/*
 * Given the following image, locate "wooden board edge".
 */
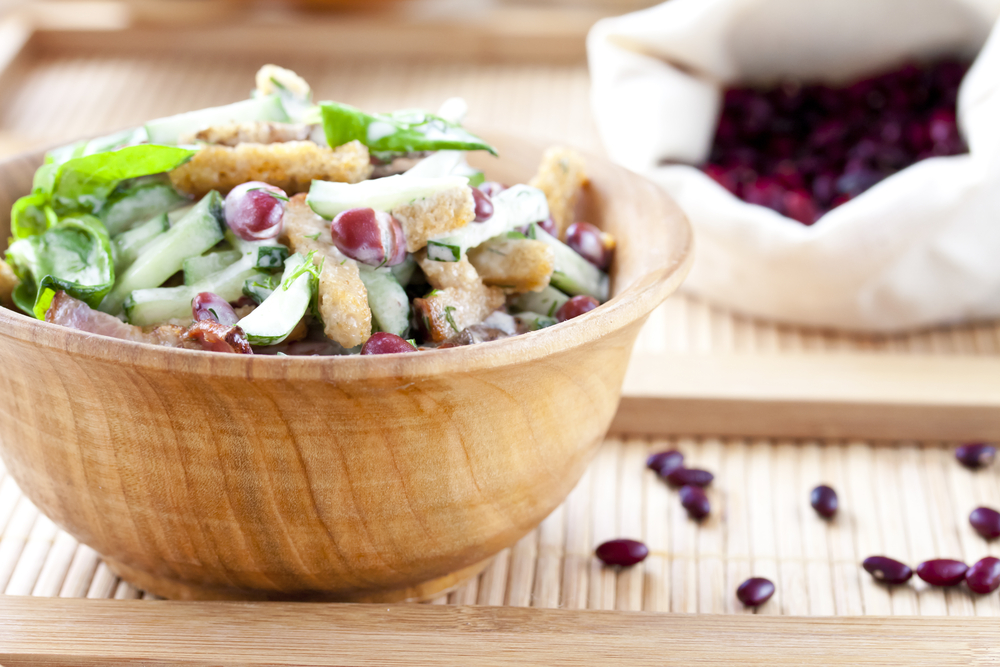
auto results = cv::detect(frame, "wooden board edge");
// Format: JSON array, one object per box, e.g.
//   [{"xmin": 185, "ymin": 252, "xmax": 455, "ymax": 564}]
[{"xmin": 1, "ymin": 597, "xmax": 998, "ymax": 666}]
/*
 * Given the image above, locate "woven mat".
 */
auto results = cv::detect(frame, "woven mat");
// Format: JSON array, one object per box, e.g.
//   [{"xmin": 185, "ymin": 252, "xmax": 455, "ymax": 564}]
[{"xmin": 0, "ymin": 50, "xmax": 998, "ymax": 613}]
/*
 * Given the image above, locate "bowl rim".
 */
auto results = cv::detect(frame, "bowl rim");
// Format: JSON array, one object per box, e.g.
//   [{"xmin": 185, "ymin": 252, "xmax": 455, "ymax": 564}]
[{"xmin": 0, "ymin": 132, "xmax": 693, "ymax": 382}]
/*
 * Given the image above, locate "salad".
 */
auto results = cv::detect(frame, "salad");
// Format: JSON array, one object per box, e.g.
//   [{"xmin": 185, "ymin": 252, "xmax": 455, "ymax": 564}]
[{"xmin": 2, "ymin": 65, "xmax": 615, "ymax": 355}]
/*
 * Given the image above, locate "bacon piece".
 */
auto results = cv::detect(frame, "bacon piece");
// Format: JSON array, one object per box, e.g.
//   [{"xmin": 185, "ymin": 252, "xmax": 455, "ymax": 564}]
[{"xmin": 185, "ymin": 320, "xmax": 252, "ymax": 354}]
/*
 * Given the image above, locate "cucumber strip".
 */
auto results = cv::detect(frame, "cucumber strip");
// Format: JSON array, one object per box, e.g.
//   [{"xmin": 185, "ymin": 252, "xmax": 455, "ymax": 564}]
[
  {"xmin": 237, "ymin": 253, "xmax": 319, "ymax": 345},
  {"xmin": 242, "ymin": 273, "xmax": 280, "ymax": 304},
  {"xmin": 112, "ymin": 213, "xmax": 169, "ymax": 273},
  {"xmin": 183, "ymin": 249, "xmax": 242, "ymax": 285},
  {"xmin": 404, "ymin": 150, "xmax": 482, "ymax": 183},
  {"xmin": 307, "ymin": 174, "xmax": 468, "ymax": 219},
  {"xmin": 100, "ymin": 191, "xmax": 224, "ymax": 315},
  {"xmin": 168, "ymin": 204, "xmax": 195, "ymax": 225},
  {"xmin": 100, "ymin": 181, "xmax": 188, "ymax": 236},
  {"xmin": 124, "ymin": 259, "xmax": 266, "ymax": 326},
  {"xmin": 389, "ymin": 254, "xmax": 417, "ymax": 287},
  {"xmin": 358, "ymin": 266, "xmax": 410, "ymax": 337},
  {"xmin": 224, "ymin": 231, "xmax": 290, "ymax": 271},
  {"xmin": 145, "ymin": 95, "xmax": 289, "ymax": 145},
  {"xmin": 514, "ymin": 311, "xmax": 558, "ymax": 331},
  {"xmin": 527, "ymin": 224, "xmax": 609, "ymax": 302},
  {"xmin": 510, "ymin": 284, "xmax": 570, "ymax": 318},
  {"xmin": 425, "ymin": 184, "xmax": 549, "ymax": 262}
]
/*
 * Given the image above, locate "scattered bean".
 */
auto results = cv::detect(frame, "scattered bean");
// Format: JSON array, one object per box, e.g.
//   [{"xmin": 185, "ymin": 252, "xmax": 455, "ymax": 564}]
[
  {"xmin": 330, "ymin": 207, "xmax": 407, "ymax": 267},
  {"xmin": 736, "ymin": 577, "xmax": 775, "ymax": 607},
  {"xmin": 470, "ymin": 187, "xmax": 494, "ymax": 222},
  {"xmin": 862, "ymin": 556, "xmax": 913, "ymax": 584},
  {"xmin": 969, "ymin": 507, "xmax": 1000, "ymax": 539},
  {"xmin": 192, "ymin": 292, "xmax": 239, "ymax": 326},
  {"xmin": 916, "ymin": 559, "xmax": 968, "ymax": 586},
  {"xmin": 955, "ymin": 443, "xmax": 996, "ymax": 469},
  {"xmin": 646, "ymin": 450, "xmax": 684, "ymax": 476},
  {"xmin": 664, "ymin": 467, "xmax": 714, "ymax": 487},
  {"xmin": 679, "ymin": 485, "xmax": 710, "ymax": 520},
  {"xmin": 565, "ymin": 222, "xmax": 615, "ymax": 270},
  {"xmin": 810, "ymin": 485, "xmax": 838, "ymax": 519},
  {"xmin": 555, "ymin": 295, "xmax": 599, "ymax": 322},
  {"xmin": 224, "ymin": 181, "xmax": 286, "ymax": 241},
  {"xmin": 595, "ymin": 539, "xmax": 649, "ymax": 567},
  {"xmin": 966, "ymin": 557, "xmax": 1000, "ymax": 595},
  {"xmin": 360, "ymin": 332, "xmax": 417, "ymax": 355},
  {"xmin": 477, "ymin": 181, "xmax": 506, "ymax": 198}
]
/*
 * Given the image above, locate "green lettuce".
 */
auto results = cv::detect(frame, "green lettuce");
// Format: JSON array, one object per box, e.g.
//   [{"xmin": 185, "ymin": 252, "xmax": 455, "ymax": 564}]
[{"xmin": 320, "ymin": 102, "xmax": 497, "ymax": 159}]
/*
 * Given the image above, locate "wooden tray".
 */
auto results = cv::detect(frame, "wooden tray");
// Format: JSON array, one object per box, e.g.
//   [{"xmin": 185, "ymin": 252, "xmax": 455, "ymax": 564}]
[{"xmin": 1, "ymin": 7, "xmax": 999, "ymax": 664}]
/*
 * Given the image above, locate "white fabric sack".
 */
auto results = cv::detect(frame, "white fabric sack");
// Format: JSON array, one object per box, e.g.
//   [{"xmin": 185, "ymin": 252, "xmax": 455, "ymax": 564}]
[{"xmin": 588, "ymin": 0, "xmax": 1000, "ymax": 331}]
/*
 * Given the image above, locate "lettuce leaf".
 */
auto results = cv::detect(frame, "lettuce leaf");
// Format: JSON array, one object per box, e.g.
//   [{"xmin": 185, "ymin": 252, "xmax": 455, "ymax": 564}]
[{"xmin": 320, "ymin": 102, "xmax": 497, "ymax": 158}]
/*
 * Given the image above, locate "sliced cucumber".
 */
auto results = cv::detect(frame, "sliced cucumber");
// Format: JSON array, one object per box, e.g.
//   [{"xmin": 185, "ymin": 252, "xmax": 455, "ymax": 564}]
[
  {"xmin": 183, "ymin": 249, "xmax": 241, "ymax": 285},
  {"xmin": 145, "ymin": 95, "xmax": 289, "ymax": 145},
  {"xmin": 224, "ymin": 231, "xmax": 290, "ymax": 271},
  {"xmin": 404, "ymin": 150, "xmax": 482, "ymax": 184},
  {"xmin": 389, "ymin": 254, "xmax": 417, "ymax": 287},
  {"xmin": 112, "ymin": 213, "xmax": 169, "ymax": 273},
  {"xmin": 100, "ymin": 181, "xmax": 188, "ymax": 236},
  {"xmin": 242, "ymin": 273, "xmax": 280, "ymax": 304},
  {"xmin": 307, "ymin": 174, "xmax": 468, "ymax": 219},
  {"xmin": 101, "ymin": 191, "xmax": 224, "ymax": 315},
  {"xmin": 425, "ymin": 184, "xmax": 549, "ymax": 262},
  {"xmin": 168, "ymin": 204, "xmax": 195, "ymax": 225},
  {"xmin": 527, "ymin": 224, "xmax": 609, "ymax": 302},
  {"xmin": 511, "ymin": 284, "xmax": 570, "ymax": 318},
  {"xmin": 358, "ymin": 266, "xmax": 409, "ymax": 337},
  {"xmin": 237, "ymin": 253, "xmax": 318, "ymax": 345},
  {"xmin": 514, "ymin": 311, "xmax": 558, "ymax": 331}
]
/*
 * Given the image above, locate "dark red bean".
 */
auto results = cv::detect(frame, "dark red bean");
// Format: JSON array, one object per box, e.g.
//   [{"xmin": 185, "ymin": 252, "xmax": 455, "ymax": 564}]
[
  {"xmin": 565, "ymin": 222, "xmax": 615, "ymax": 270},
  {"xmin": 470, "ymin": 187, "xmax": 494, "ymax": 222},
  {"xmin": 736, "ymin": 577, "xmax": 775, "ymax": 607},
  {"xmin": 192, "ymin": 292, "xmax": 239, "ymax": 326},
  {"xmin": 647, "ymin": 449, "xmax": 684, "ymax": 475},
  {"xmin": 330, "ymin": 208, "xmax": 407, "ymax": 267},
  {"xmin": 966, "ymin": 557, "xmax": 1000, "ymax": 595},
  {"xmin": 679, "ymin": 485, "xmax": 710, "ymax": 520},
  {"xmin": 955, "ymin": 443, "xmax": 996, "ymax": 469},
  {"xmin": 477, "ymin": 181, "xmax": 506, "ymax": 198},
  {"xmin": 664, "ymin": 467, "xmax": 714, "ymax": 487},
  {"xmin": 360, "ymin": 332, "xmax": 417, "ymax": 355},
  {"xmin": 810, "ymin": 485, "xmax": 838, "ymax": 519},
  {"xmin": 556, "ymin": 295, "xmax": 599, "ymax": 322},
  {"xmin": 969, "ymin": 507, "xmax": 1000, "ymax": 539},
  {"xmin": 862, "ymin": 556, "xmax": 913, "ymax": 584},
  {"xmin": 916, "ymin": 559, "xmax": 968, "ymax": 586},
  {"xmin": 537, "ymin": 215, "xmax": 557, "ymax": 237},
  {"xmin": 595, "ymin": 539, "xmax": 648, "ymax": 567},
  {"xmin": 224, "ymin": 181, "xmax": 286, "ymax": 241}
]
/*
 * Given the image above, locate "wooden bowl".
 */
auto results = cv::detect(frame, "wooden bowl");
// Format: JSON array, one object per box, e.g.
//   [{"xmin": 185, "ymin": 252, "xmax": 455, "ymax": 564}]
[{"xmin": 0, "ymin": 132, "xmax": 692, "ymax": 601}]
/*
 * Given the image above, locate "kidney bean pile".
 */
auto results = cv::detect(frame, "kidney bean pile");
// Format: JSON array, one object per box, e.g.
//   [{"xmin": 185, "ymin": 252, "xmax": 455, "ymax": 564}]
[
  {"xmin": 702, "ymin": 59, "xmax": 970, "ymax": 224},
  {"xmin": 595, "ymin": 440, "xmax": 1000, "ymax": 607}
]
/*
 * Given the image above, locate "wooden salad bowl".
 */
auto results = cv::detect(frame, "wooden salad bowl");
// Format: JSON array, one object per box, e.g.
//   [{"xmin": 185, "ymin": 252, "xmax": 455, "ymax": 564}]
[{"xmin": 0, "ymin": 132, "xmax": 692, "ymax": 601}]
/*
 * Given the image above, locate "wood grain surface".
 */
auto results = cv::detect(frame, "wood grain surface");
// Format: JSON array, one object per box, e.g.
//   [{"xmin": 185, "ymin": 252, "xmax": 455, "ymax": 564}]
[{"xmin": 1, "ymin": 596, "xmax": 999, "ymax": 666}]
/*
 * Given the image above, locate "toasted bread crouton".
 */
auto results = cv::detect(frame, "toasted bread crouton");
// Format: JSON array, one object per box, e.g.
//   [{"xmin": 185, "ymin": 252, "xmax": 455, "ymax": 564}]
[
  {"xmin": 281, "ymin": 194, "xmax": 371, "ymax": 348},
  {"xmin": 183, "ymin": 121, "xmax": 312, "ymax": 147},
  {"xmin": 392, "ymin": 186, "xmax": 474, "ymax": 253},
  {"xmin": 256, "ymin": 64, "xmax": 311, "ymax": 100},
  {"xmin": 169, "ymin": 140, "xmax": 372, "ymax": 197},
  {"xmin": 416, "ymin": 252, "xmax": 481, "ymax": 291},
  {"xmin": 0, "ymin": 261, "xmax": 20, "ymax": 309},
  {"xmin": 413, "ymin": 286, "xmax": 504, "ymax": 343},
  {"xmin": 467, "ymin": 238, "xmax": 554, "ymax": 293},
  {"xmin": 529, "ymin": 147, "xmax": 587, "ymax": 238}
]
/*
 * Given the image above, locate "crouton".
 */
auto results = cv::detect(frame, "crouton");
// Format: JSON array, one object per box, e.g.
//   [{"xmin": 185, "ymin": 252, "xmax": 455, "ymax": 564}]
[
  {"xmin": 169, "ymin": 140, "xmax": 372, "ymax": 197},
  {"xmin": 392, "ymin": 186, "xmax": 475, "ymax": 253},
  {"xmin": 413, "ymin": 286, "xmax": 504, "ymax": 343},
  {"xmin": 281, "ymin": 194, "xmax": 371, "ymax": 348},
  {"xmin": 256, "ymin": 64, "xmax": 311, "ymax": 101},
  {"xmin": 529, "ymin": 147, "xmax": 587, "ymax": 238},
  {"xmin": 416, "ymin": 252, "xmax": 480, "ymax": 291},
  {"xmin": 0, "ymin": 261, "xmax": 20, "ymax": 309},
  {"xmin": 183, "ymin": 121, "xmax": 312, "ymax": 147},
  {"xmin": 467, "ymin": 238, "xmax": 554, "ymax": 293}
]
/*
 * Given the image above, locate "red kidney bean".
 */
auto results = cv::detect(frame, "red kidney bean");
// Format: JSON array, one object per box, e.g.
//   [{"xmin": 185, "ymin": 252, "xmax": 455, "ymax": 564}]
[
  {"xmin": 192, "ymin": 292, "xmax": 239, "ymax": 326},
  {"xmin": 478, "ymin": 181, "xmax": 506, "ymax": 198},
  {"xmin": 556, "ymin": 295, "xmax": 599, "ymax": 322},
  {"xmin": 360, "ymin": 332, "xmax": 417, "ymax": 355},
  {"xmin": 969, "ymin": 507, "xmax": 1000, "ymax": 539},
  {"xmin": 916, "ymin": 559, "xmax": 968, "ymax": 586},
  {"xmin": 224, "ymin": 181, "xmax": 286, "ymax": 241},
  {"xmin": 647, "ymin": 449, "xmax": 684, "ymax": 475},
  {"xmin": 595, "ymin": 539, "xmax": 648, "ymax": 567},
  {"xmin": 537, "ymin": 215, "xmax": 557, "ymax": 237},
  {"xmin": 736, "ymin": 578, "xmax": 775, "ymax": 607},
  {"xmin": 966, "ymin": 557, "xmax": 1000, "ymax": 595},
  {"xmin": 565, "ymin": 222, "xmax": 615, "ymax": 270},
  {"xmin": 679, "ymin": 485, "xmax": 710, "ymax": 520},
  {"xmin": 862, "ymin": 556, "xmax": 913, "ymax": 584},
  {"xmin": 330, "ymin": 208, "xmax": 407, "ymax": 267},
  {"xmin": 810, "ymin": 485, "xmax": 838, "ymax": 519},
  {"xmin": 470, "ymin": 187, "xmax": 494, "ymax": 222},
  {"xmin": 664, "ymin": 467, "xmax": 714, "ymax": 487},
  {"xmin": 955, "ymin": 443, "xmax": 996, "ymax": 469}
]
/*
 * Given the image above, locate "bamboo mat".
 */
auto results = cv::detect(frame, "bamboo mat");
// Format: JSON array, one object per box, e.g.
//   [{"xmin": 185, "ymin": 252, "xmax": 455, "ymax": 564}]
[{"xmin": 2, "ymin": 437, "xmax": 1000, "ymax": 614}]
